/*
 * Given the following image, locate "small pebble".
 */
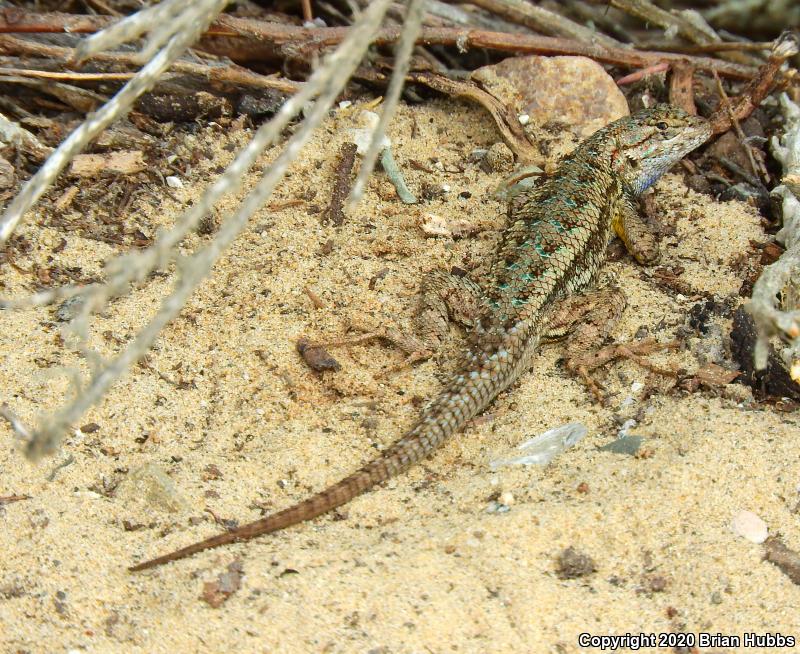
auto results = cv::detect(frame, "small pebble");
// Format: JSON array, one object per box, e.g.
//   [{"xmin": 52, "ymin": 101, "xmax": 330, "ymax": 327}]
[
  {"xmin": 499, "ymin": 491, "xmax": 515, "ymax": 506},
  {"xmin": 556, "ymin": 546, "xmax": 596, "ymax": 579},
  {"xmin": 598, "ymin": 434, "xmax": 643, "ymax": 456},
  {"xmin": 55, "ymin": 296, "xmax": 85, "ymax": 323},
  {"xmin": 165, "ymin": 175, "xmax": 183, "ymax": 189},
  {"xmin": 731, "ymin": 510, "xmax": 768, "ymax": 543},
  {"xmin": 486, "ymin": 501, "xmax": 510, "ymax": 514},
  {"xmin": 518, "ymin": 113, "xmax": 530, "ymax": 125}
]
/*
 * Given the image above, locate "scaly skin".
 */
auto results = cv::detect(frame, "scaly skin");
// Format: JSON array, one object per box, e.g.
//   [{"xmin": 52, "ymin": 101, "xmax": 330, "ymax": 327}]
[{"xmin": 129, "ymin": 105, "xmax": 710, "ymax": 571}]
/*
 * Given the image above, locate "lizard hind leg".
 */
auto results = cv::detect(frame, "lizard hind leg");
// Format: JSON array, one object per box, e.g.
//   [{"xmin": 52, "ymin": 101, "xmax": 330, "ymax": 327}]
[
  {"xmin": 318, "ymin": 269, "xmax": 486, "ymax": 375},
  {"xmin": 378, "ymin": 268, "xmax": 486, "ymax": 374}
]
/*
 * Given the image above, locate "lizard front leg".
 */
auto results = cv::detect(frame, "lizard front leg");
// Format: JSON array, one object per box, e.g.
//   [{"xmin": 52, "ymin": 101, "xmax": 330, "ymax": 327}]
[{"xmin": 612, "ymin": 188, "xmax": 660, "ymax": 265}]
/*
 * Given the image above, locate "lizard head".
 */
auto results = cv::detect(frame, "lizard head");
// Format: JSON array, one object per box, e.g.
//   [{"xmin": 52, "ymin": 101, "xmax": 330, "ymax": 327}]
[{"xmin": 615, "ymin": 104, "xmax": 711, "ymax": 195}]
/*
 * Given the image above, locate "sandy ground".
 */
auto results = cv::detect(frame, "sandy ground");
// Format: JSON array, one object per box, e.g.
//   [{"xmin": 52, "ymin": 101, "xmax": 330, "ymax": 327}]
[{"xmin": 1, "ymin": 100, "xmax": 798, "ymax": 653}]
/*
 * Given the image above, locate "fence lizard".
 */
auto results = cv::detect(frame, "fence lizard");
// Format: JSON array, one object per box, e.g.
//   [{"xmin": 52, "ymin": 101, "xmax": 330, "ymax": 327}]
[{"xmin": 130, "ymin": 104, "xmax": 711, "ymax": 571}]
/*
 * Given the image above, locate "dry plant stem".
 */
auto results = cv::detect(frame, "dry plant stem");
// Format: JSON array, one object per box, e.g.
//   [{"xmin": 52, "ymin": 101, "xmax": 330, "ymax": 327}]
[
  {"xmin": 406, "ymin": 71, "xmax": 537, "ymax": 160},
  {"xmin": 212, "ymin": 16, "xmax": 761, "ymax": 80},
  {"xmin": 0, "ymin": 67, "xmax": 134, "ymax": 82},
  {"xmin": 601, "ymin": 0, "xmax": 718, "ymax": 46},
  {"xmin": 668, "ymin": 61, "xmax": 697, "ymax": 115},
  {"xmin": 461, "ymin": 0, "xmax": 621, "ymax": 48},
  {"xmin": 709, "ymin": 32, "xmax": 800, "ymax": 136},
  {"xmin": 0, "ymin": 35, "xmax": 303, "ymax": 94},
  {"xmin": 0, "ymin": 0, "xmax": 228, "ymax": 244},
  {"xmin": 76, "ymin": 0, "xmax": 200, "ymax": 65},
  {"xmin": 326, "ymin": 142, "xmax": 357, "ymax": 226},
  {"xmin": 0, "ymin": 9, "xmax": 116, "ymax": 34},
  {"xmin": 647, "ymin": 41, "xmax": 773, "ymax": 55},
  {"xmin": 348, "ymin": 0, "xmax": 425, "ymax": 208},
  {"xmin": 747, "ymin": 93, "xmax": 800, "ymax": 377},
  {"xmin": 17, "ymin": 0, "xmax": 394, "ymax": 460},
  {"xmin": 712, "ymin": 70, "xmax": 765, "ymax": 179},
  {"xmin": 301, "ymin": 0, "xmax": 313, "ymax": 23},
  {"xmin": 615, "ymin": 62, "xmax": 668, "ymax": 86},
  {"xmin": 0, "ymin": 10, "xmax": 768, "ymax": 81}
]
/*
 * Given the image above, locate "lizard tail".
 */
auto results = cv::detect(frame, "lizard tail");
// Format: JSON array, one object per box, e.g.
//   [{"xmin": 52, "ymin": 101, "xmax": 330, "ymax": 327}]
[
  {"xmin": 128, "ymin": 427, "xmax": 445, "ymax": 572},
  {"xmin": 130, "ymin": 321, "xmax": 540, "ymax": 572}
]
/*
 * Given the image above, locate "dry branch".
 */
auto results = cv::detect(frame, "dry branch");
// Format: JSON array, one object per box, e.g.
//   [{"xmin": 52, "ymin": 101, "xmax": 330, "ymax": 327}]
[
  {"xmin": 0, "ymin": 10, "xmax": 771, "ymax": 80},
  {"xmin": 461, "ymin": 0, "xmax": 622, "ymax": 47}
]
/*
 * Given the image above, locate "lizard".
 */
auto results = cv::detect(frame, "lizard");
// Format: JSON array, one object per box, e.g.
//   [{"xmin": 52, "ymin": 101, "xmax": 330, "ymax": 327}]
[{"xmin": 129, "ymin": 103, "xmax": 711, "ymax": 572}]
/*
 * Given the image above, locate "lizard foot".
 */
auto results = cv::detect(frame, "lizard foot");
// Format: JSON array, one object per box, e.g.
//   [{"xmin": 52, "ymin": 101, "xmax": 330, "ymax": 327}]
[
  {"xmin": 567, "ymin": 338, "xmax": 681, "ymax": 403},
  {"xmin": 313, "ymin": 324, "xmax": 434, "ymax": 377}
]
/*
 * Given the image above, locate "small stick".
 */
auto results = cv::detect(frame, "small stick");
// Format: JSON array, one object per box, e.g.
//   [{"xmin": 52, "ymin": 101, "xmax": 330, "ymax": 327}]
[
  {"xmin": 0, "ymin": 12, "xmax": 771, "ymax": 81},
  {"xmin": 616, "ymin": 62, "xmax": 669, "ymax": 86},
  {"xmin": 461, "ymin": 0, "xmax": 622, "ymax": 48},
  {"xmin": 325, "ymin": 142, "xmax": 357, "ymax": 226},
  {"xmin": 0, "ymin": 67, "xmax": 134, "ymax": 81},
  {"xmin": 668, "ymin": 61, "xmax": 697, "ymax": 115},
  {"xmin": 0, "ymin": 494, "xmax": 31, "ymax": 505},
  {"xmin": 301, "ymin": 0, "xmax": 313, "ymax": 23},
  {"xmin": 646, "ymin": 41, "xmax": 774, "ymax": 55},
  {"xmin": 605, "ymin": 0, "xmax": 718, "ymax": 47},
  {"xmin": 709, "ymin": 32, "xmax": 800, "ymax": 135},
  {"xmin": 712, "ymin": 70, "xmax": 766, "ymax": 181},
  {"xmin": 0, "ymin": 34, "xmax": 302, "ymax": 95}
]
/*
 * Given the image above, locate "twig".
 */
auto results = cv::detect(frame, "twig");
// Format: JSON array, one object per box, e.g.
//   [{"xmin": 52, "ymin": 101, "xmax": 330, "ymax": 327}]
[
  {"xmin": 0, "ymin": 67, "xmax": 133, "ymax": 81},
  {"xmin": 221, "ymin": 16, "xmax": 769, "ymax": 80},
  {"xmin": 405, "ymin": 70, "xmax": 537, "ymax": 161},
  {"xmin": 301, "ymin": 0, "xmax": 313, "ymax": 23},
  {"xmin": 461, "ymin": 0, "xmax": 622, "ymax": 47},
  {"xmin": 0, "ymin": 494, "xmax": 31, "ymax": 505},
  {"xmin": 668, "ymin": 61, "xmax": 696, "ymax": 115},
  {"xmin": 644, "ymin": 40, "xmax": 774, "ymax": 55},
  {"xmin": 0, "ymin": 34, "xmax": 302, "ymax": 94},
  {"xmin": 709, "ymin": 32, "xmax": 800, "ymax": 136},
  {"xmin": 0, "ymin": 11, "xmax": 769, "ymax": 80},
  {"xmin": 325, "ymin": 142, "xmax": 357, "ymax": 226},
  {"xmin": 616, "ymin": 62, "xmax": 669, "ymax": 85},
  {"xmin": 603, "ymin": 0, "xmax": 719, "ymax": 46},
  {"xmin": 712, "ymin": 70, "xmax": 765, "ymax": 180}
]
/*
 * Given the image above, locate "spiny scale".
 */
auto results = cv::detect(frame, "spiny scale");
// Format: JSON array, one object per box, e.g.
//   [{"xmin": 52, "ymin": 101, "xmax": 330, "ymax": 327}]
[{"xmin": 130, "ymin": 105, "xmax": 710, "ymax": 571}]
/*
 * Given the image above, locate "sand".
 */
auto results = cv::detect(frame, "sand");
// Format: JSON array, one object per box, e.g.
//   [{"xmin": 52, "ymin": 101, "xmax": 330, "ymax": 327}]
[{"xmin": 1, "ymin": 100, "xmax": 798, "ymax": 653}]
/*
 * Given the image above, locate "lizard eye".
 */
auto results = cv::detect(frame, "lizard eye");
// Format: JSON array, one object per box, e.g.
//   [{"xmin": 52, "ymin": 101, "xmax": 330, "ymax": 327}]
[{"xmin": 656, "ymin": 121, "xmax": 669, "ymax": 131}]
